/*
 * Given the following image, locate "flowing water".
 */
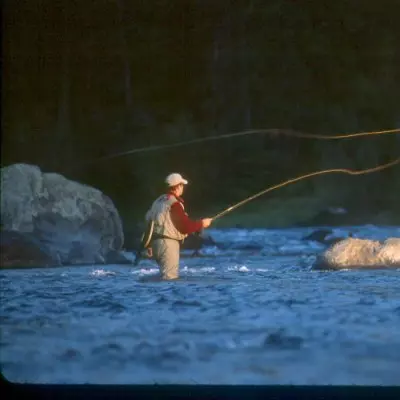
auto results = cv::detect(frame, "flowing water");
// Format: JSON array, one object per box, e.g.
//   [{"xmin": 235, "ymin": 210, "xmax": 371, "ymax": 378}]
[{"xmin": 1, "ymin": 225, "xmax": 400, "ymax": 385}]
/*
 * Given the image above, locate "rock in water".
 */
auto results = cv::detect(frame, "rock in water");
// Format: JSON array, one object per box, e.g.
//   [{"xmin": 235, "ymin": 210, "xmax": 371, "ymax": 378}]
[
  {"xmin": 1, "ymin": 163, "xmax": 124, "ymax": 267},
  {"xmin": 302, "ymin": 229, "xmax": 352, "ymax": 246},
  {"xmin": 302, "ymin": 229, "xmax": 334, "ymax": 243},
  {"xmin": 182, "ymin": 231, "xmax": 217, "ymax": 250},
  {"xmin": 313, "ymin": 237, "xmax": 400, "ymax": 270},
  {"xmin": 0, "ymin": 230, "xmax": 59, "ymax": 268}
]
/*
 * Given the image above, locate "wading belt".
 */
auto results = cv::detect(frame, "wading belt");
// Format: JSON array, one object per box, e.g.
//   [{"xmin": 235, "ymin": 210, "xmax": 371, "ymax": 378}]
[{"xmin": 152, "ymin": 233, "xmax": 184, "ymax": 245}]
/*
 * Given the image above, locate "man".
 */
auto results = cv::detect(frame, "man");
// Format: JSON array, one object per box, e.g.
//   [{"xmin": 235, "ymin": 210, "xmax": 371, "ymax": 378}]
[{"xmin": 144, "ymin": 173, "xmax": 213, "ymax": 280}]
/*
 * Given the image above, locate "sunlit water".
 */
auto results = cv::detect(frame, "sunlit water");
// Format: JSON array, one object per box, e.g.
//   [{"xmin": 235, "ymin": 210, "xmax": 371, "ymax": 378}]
[{"xmin": 1, "ymin": 226, "xmax": 400, "ymax": 385}]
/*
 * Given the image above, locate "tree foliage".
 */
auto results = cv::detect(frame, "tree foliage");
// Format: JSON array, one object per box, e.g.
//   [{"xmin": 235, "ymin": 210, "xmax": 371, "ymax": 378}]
[{"xmin": 2, "ymin": 0, "xmax": 399, "ymax": 225}]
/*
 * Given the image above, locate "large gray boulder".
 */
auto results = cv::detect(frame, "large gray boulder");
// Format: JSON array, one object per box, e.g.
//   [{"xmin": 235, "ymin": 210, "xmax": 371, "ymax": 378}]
[
  {"xmin": 1, "ymin": 163, "xmax": 124, "ymax": 267},
  {"xmin": 313, "ymin": 237, "xmax": 400, "ymax": 270}
]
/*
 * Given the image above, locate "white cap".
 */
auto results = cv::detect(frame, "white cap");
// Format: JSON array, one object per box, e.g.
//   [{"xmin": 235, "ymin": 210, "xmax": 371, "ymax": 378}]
[{"xmin": 165, "ymin": 173, "xmax": 188, "ymax": 187}]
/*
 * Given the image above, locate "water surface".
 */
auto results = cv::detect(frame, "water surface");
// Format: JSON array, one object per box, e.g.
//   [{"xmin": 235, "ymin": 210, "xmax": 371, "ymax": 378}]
[{"xmin": 1, "ymin": 225, "xmax": 400, "ymax": 384}]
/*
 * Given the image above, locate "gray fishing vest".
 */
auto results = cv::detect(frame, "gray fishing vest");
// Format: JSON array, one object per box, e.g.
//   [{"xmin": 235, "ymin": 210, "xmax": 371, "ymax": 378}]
[{"xmin": 145, "ymin": 194, "xmax": 187, "ymax": 241}]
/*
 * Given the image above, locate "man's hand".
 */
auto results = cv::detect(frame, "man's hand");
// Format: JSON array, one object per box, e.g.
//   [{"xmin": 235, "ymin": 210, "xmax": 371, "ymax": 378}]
[
  {"xmin": 146, "ymin": 247, "xmax": 153, "ymax": 258},
  {"xmin": 201, "ymin": 218, "xmax": 213, "ymax": 228}
]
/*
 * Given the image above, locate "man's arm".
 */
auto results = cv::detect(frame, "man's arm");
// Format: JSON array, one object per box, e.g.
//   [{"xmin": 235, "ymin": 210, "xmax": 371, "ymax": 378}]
[{"xmin": 170, "ymin": 202, "xmax": 203, "ymax": 235}]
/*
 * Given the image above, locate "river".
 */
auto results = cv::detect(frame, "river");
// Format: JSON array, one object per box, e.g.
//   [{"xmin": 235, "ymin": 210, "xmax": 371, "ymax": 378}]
[{"xmin": 1, "ymin": 225, "xmax": 399, "ymax": 385}]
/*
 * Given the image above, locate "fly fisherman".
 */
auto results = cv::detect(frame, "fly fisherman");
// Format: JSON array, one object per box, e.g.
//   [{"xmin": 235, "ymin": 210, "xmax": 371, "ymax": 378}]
[{"xmin": 144, "ymin": 173, "xmax": 213, "ymax": 280}]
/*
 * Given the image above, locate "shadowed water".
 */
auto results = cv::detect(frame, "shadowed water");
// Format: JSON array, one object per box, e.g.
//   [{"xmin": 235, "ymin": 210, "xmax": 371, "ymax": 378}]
[{"xmin": 1, "ymin": 226, "xmax": 400, "ymax": 385}]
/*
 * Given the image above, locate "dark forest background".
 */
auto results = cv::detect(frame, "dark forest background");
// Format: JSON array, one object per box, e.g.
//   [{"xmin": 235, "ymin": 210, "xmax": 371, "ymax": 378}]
[{"xmin": 2, "ymin": 0, "xmax": 400, "ymax": 229}]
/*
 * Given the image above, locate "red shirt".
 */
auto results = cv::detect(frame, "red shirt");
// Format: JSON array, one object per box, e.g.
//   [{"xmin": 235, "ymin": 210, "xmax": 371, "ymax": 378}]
[{"xmin": 167, "ymin": 193, "xmax": 203, "ymax": 235}]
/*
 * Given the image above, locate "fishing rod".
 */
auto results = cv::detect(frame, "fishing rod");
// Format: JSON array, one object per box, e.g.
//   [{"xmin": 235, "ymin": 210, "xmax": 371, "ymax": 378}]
[{"xmin": 210, "ymin": 156, "xmax": 400, "ymax": 221}]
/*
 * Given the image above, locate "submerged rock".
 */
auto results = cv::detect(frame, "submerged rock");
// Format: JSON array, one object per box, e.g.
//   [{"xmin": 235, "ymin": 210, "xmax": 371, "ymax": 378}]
[
  {"xmin": 302, "ymin": 229, "xmax": 334, "ymax": 243},
  {"xmin": 312, "ymin": 237, "xmax": 400, "ymax": 270},
  {"xmin": 302, "ymin": 228, "xmax": 351, "ymax": 246},
  {"xmin": 1, "ymin": 163, "xmax": 124, "ymax": 268},
  {"xmin": 182, "ymin": 231, "xmax": 217, "ymax": 251}
]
